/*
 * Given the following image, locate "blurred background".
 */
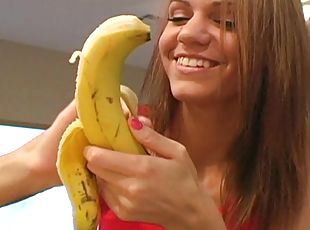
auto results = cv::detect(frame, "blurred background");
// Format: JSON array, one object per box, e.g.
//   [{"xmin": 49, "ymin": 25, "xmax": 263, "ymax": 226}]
[
  {"xmin": 0, "ymin": 1, "xmax": 163, "ymax": 229},
  {"xmin": 0, "ymin": 0, "xmax": 164, "ymax": 128},
  {"xmin": 0, "ymin": 1, "xmax": 309, "ymax": 230}
]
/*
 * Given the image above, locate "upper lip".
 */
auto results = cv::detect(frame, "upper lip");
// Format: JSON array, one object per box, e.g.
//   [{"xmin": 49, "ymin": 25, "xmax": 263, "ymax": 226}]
[{"xmin": 174, "ymin": 53, "xmax": 221, "ymax": 65}]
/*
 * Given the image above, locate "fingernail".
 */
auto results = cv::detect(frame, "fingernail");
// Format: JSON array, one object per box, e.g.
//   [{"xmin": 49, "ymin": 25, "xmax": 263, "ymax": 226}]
[{"xmin": 130, "ymin": 117, "xmax": 143, "ymax": 130}]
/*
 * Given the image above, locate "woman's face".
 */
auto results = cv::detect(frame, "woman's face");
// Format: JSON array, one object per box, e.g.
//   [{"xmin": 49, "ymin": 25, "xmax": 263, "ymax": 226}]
[{"xmin": 159, "ymin": 0, "xmax": 239, "ymax": 106}]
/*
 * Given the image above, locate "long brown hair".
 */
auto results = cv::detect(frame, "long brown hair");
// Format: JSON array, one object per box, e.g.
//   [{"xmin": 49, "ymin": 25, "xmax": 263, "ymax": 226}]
[{"xmin": 140, "ymin": 0, "xmax": 310, "ymax": 229}]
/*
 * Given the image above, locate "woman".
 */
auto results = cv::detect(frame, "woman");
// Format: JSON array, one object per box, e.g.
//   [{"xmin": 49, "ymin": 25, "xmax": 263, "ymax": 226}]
[
  {"xmin": 86, "ymin": 0, "xmax": 310, "ymax": 229},
  {"xmin": 1, "ymin": 0, "xmax": 309, "ymax": 229}
]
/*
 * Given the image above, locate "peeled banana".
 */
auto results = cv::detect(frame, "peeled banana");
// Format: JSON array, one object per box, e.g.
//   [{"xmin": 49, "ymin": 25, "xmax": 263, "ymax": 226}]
[{"xmin": 56, "ymin": 15, "xmax": 150, "ymax": 230}]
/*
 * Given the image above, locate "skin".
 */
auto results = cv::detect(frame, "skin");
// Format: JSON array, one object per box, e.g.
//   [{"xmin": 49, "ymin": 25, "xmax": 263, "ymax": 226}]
[
  {"xmin": 0, "ymin": 101, "xmax": 76, "ymax": 206},
  {"xmin": 160, "ymin": 0, "xmax": 239, "ymax": 106},
  {"xmin": 1, "ymin": 0, "xmax": 309, "ymax": 229}
]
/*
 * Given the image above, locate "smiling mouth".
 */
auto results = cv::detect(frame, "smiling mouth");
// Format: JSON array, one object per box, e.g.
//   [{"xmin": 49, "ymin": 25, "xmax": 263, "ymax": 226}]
[{"xmin": 175, "ymin": 57, "xmax": 219, "ymax": 68}]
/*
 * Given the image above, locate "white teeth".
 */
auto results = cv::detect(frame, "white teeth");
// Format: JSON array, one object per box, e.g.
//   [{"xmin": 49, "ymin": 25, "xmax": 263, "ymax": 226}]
[
  {"xmin": 177, "ymin": 57, "xmax": 211, "ymax": 68},
  {"xmin": 203, "ymin": 61, "xmax": 210, "ymax": 68},
  {"xmin": 183, "ymin": 57, "xmax": 189, "ymax": 66},
  {"xmin": 197, "ymin": 59, "xmax": 203, "ymax": 66},
  {"xmin": 188, "ymin": 58, "xmax": 196, "ymax": 66}
]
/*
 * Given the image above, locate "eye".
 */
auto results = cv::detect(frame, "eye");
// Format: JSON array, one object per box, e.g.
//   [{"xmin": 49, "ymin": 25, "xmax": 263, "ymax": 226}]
[
  {"xmin": 213, "ymin": 19, "xmax": 236, "ymax": 30},
  {"xmin": 168, "ymin": 16, "xmax": 190, "ymax": 25}
]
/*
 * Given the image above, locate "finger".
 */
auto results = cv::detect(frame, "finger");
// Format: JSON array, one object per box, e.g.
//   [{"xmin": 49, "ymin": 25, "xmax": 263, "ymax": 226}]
[
  {"xmin": 101, "ymin": 183, "xmax": 121, "ymax": 215},
  {"xmin": 101, "ymin": 183, "xmax": 137, "ymax": 222},
  {"xmin": 88, "ymin": 163, "xmax": 133, "ymax": 189},
  {"xmin": 137, "ymin": 115, "xmax": 153, "ymax": 128},
  {"xmin": 84, "ymin": 146, "xmax": 156, "ymax": 177},
  {"xmin": 43, "ymin": 100, "xmax": 77, "ymax": 148},
  {"xmin": 55, "ymin": 99, "xmax": 77, "ymax": 124},
  {"xmin": 128, "ymin": 117, "xmax": 198, "ymax": 177},
  {"xmin": 128, "ymin": 117, "xmax": 186, "ymax": 160},
  {"xmin": 50, "ymin": 99, "xmax": 77, "ymax": 135}
]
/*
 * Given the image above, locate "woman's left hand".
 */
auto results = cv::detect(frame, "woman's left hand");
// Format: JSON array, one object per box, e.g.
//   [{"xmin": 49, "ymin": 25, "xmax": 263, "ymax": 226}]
[{"xmin": 84, "ymin": 117, "xmax": 226, "ymax": 230}]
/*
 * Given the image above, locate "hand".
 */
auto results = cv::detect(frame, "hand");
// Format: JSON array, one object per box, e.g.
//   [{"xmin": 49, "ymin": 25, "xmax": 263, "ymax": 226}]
[
  {"xmin": 84, "ymin": 117, "xmax": 226, "ymax": 230},
  {"xmin": 27, "ymin": 100, "xmax": 77, "ymax": 187}
]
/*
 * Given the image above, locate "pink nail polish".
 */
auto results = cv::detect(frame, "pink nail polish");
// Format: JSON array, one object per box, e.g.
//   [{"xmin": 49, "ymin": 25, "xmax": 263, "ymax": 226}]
[{"xmin": 130, "ymin": 117, "xmax": 143, "ymax": 130}]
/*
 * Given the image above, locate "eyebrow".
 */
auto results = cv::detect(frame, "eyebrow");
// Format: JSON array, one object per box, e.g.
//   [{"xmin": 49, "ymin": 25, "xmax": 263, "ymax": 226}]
[
  {"xmin": 212, "ymin": 0, "xmax": 233, "ymax": 6},
  {"xmin": 169, "ymin": 0, "xmax": 190, "ymax": 6}
]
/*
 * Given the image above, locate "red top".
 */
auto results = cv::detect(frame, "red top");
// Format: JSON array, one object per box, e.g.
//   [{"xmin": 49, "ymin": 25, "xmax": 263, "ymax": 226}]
[
  {"xmin": 99, "ymin": 203, "xmax": 258, "ymax": 230},
  {"xmin": 99, "ymin": 202, "xmax": 163, "ymax": 230}
]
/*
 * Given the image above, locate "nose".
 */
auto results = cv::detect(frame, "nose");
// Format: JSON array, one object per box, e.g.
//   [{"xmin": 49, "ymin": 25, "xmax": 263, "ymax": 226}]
[{"xmin": 177, "ymin": 15, "xmax": 212, "ymax": 47}]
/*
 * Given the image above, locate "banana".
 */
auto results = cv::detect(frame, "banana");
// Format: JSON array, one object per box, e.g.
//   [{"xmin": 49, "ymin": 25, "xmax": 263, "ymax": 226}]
[
  {"xmin": 57, "ymin": 120, "xmax": 99, "ymax": 230},
  {"xmin": 56, "ymin": 15, "xmax": 150, "ymax": 230}
]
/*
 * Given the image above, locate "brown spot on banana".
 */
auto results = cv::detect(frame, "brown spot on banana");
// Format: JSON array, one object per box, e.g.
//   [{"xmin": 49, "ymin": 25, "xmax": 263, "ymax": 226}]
[
  {"xmin": 106, "ymin": 97, "xmax": 113, "ymax": 104},
  {"xmin": 81, "ymin": 181, "xmax": 97, "ymax": 204},
  {"xmin": 93, "ymin": 100, "xmax": 103, "ymax": 132},
  {"xmin": 91, "ymin": 90, "xmax": 97, "ymax": 99}
]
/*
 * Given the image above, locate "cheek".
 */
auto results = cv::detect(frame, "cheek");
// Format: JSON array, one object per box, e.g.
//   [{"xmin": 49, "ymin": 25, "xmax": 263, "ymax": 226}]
[
  {"xmin": 217, "ymin": 34, "xmax": 239, "ymax": 88},
  {"xmin": 159, "ymin": 25, "xmax": 178, "ymax": 59},
  {"xmin": 159, "ymin": 30, "xmax": 170, "ymax": 56},
  {"xmin": 223, "ymin": 34, "xmax": 239, "ymax": 66},
  {"xmin": 158, "ymin": 31, "xmax": 173, "ymax": 74},
  {"xmin": 219, "ymin": 35, "xmax": 240, "ymax": 97}
]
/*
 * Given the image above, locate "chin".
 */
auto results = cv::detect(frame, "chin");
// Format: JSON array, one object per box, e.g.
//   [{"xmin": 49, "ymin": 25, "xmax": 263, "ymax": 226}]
[
  {"xmin": 170, "ymin": 81, "xmax": 211, "ymax": 105},
  {"xmin": 169, "ymin": 80, "xmax": 238, "ymax": 107}
]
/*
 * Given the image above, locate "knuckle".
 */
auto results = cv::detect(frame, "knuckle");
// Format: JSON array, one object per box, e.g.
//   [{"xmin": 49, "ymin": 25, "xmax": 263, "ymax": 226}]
[
  {"xmin": 127, "ymin": 183, "xmax": 148, "ymax": 204},
  {"xmin": 176, "ymin": 144, "xmax": 188, "ymax": 159},
  {"xmin": 127, "ymin": 183, "xmax": 141, "ymax": 198},
  {"xmin": 137, "ymin": 159, "xmax": 153, "ymax": 176},
  {"xmin": 141, "ymin": 129, "xmax": 153, "ymax": 146},
  {"xmin": 117, "ymin": 199, "xmax": 137, "ymax": 221},
  {"xmin": 85, "ymin": 147, "xmax": 97, "ymax": 162},
  {"xmin": 117, "ymin": 208, "xmax": 131, "ymax": 221}
]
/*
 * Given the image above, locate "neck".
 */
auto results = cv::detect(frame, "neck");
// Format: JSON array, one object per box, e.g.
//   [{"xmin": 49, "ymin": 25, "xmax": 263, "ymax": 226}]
[
  {"xmin": 169, "ymin": 99, "xmax": 240, "ymax": 207},
  {"xmin": 170, "ymin": 99, "xmax": 240, "ymax": 173}
]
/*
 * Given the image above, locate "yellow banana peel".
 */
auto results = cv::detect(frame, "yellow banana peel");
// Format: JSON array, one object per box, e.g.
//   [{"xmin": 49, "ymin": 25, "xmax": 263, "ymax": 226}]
[{"xmin": 56, "ymin": 15, "xmax": 150, "ymax": 230}]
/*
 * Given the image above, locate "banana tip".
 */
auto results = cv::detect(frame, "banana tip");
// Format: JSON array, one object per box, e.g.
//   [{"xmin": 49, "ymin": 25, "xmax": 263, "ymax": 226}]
[{"xmin": 69, "ymin": 51, "xmax": 82, "ymax": 64}]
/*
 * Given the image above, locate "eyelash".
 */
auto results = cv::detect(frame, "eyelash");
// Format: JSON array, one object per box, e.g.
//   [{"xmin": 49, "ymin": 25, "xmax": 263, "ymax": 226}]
[
  {"xmin": 213, "ymin": 19, "xmax": 236, "ymax": 29},
  {"xmin": 167, "ymin": 16, "xmax": 189, "ymax": 24},
  {"xmin": 168, "ymin": 16, "xmax": 235, "ymax": 30}
]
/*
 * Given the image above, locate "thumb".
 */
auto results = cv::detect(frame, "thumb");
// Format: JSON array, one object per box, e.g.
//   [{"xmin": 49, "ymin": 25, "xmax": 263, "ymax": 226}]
[
  {"xmin": 128, "ymin": 116, "xmax": 184, "ymax": 160},
  {"xmin": 137, "ymin": 115, "xmax": 153, "ymax": 129},
  {"xmin": 128, "ymin": 117, "xmax": 198, "ymax": 178},
  {"xmin": 51, "ymin": 99, "xmax": 77, "ymax": 132}
]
